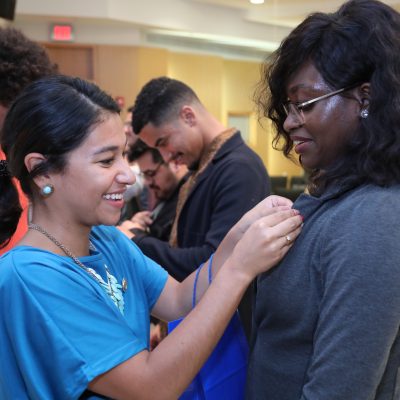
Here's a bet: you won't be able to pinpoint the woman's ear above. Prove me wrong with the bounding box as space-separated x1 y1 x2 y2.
356 82 370 104
360 83 370 118
24 152 46 173
24 153 51 191
353 83 370 118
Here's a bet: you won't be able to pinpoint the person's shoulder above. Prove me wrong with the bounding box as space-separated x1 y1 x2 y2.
223 132 254 152
348 184 400 207
214 141 267 176
0 245 49 264
221 133 264 164
0 246 57 284
330 183 400 226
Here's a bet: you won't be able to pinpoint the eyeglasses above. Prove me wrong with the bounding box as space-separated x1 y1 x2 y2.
139 161 164 180
283 86 353 123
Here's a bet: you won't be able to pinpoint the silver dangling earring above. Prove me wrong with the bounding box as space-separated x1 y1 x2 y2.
41 184 54 197
360 109 369 119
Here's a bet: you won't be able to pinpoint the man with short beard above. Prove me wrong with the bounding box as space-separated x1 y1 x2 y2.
118 139 188 243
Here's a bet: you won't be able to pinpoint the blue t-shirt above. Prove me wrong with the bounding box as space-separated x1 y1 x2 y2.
0 225 168 399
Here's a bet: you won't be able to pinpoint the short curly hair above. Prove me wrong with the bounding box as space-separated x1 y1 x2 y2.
0 27 57 107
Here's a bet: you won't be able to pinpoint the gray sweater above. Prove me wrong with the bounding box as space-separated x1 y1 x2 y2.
247 183 400 400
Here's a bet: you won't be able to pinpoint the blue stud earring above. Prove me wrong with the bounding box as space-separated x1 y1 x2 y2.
360 109 369 119
41 184 54 197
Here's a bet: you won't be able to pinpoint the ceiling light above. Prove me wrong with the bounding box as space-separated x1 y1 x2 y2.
250 0 265 4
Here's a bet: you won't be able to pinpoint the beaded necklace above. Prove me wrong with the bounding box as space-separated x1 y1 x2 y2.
28 223 127 315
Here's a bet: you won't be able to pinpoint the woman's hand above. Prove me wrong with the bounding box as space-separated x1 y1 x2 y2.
232 195 293 239
228 208 302 280
213 195 294 269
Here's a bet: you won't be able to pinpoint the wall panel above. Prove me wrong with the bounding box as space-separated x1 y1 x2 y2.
169 52 223 121
45 43 94 80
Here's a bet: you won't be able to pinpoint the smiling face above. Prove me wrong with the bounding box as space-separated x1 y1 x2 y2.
136 151 179 201
283 62 362 170
48 113 135 227
138 110 205 170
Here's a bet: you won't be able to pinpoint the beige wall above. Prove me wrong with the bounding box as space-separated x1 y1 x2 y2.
168 52 224 121
94 45 138 109
94 45 169 113
222 58 303 177
135 47 169 99
259 120 303 177
43 42 303 179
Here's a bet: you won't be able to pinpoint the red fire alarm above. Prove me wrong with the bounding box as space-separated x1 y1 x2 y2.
51 24 74 42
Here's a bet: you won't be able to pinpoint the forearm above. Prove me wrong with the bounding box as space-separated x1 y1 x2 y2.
154 258 213 321
133 235 214 281
174 214 251 307
175 241 238 317
172 207 301 319
212 224 241 275
144 221 248 320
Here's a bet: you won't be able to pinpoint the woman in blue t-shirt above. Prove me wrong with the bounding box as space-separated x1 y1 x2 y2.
0 75 302 399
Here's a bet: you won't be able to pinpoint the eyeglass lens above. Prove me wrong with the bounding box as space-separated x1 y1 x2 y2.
283 103 304 122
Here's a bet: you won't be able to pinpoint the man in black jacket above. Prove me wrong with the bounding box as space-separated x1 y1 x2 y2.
131 77 270 338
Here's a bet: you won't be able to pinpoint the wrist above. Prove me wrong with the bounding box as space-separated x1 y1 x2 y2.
219 256 254 287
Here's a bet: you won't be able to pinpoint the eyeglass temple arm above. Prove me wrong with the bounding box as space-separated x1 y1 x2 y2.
299 87 348 108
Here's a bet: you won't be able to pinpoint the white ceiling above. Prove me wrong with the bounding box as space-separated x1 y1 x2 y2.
193 0 400 24
191 0 347 27
11 0 400 61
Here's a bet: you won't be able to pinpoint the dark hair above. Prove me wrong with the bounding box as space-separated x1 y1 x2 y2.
255 0 400 194
0 162 21 250
0 28 57 248
132 77 199 134
127 138 163 165
0 27 57 107
0 75 120 248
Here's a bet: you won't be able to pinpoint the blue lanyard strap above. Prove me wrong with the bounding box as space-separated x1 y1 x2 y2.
192 253 214 308
208 253 214 284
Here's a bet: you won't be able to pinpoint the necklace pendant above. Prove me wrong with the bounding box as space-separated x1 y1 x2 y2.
122 278 128 292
